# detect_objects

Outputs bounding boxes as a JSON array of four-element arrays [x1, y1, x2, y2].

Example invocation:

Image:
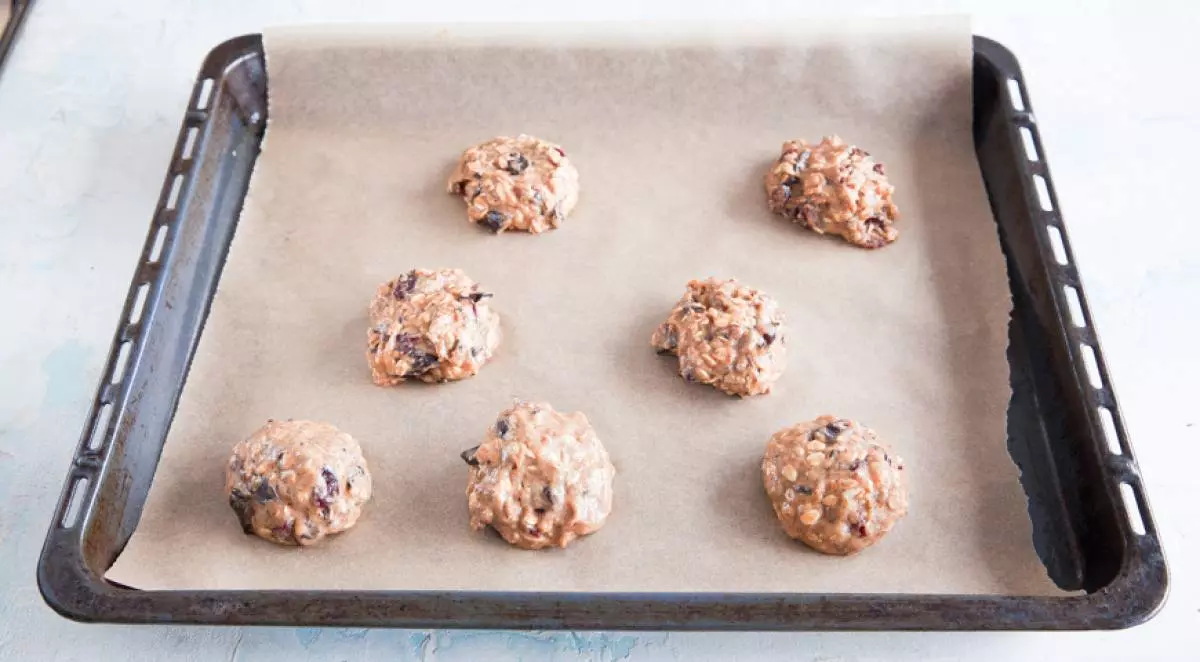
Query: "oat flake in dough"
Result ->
[[764, 136, 900, 249], [462, 401, 615, 550], [446, 134, 580, 234], [367, 268, 501, 385], [761, 416, 908, 555], [226, 420, 373, 546], [651, 278, 787, 397]]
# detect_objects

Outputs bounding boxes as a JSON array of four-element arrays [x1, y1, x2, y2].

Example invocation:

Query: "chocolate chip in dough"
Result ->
[[506, 153, 529, 175], [483, 210, 507, 233], [460, 445, 481, 466]]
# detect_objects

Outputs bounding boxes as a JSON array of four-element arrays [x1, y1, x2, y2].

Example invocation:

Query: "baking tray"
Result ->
[[0, 0, 33, 76], [37, 33, 1168, 630]]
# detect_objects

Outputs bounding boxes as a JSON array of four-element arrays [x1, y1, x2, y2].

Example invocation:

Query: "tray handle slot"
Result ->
[[165, 174, 184, 210], [85, 403, 113, 452], [128, 283, 149, 326], [1006, 78, 1027, 112], [1079, 343, 1104, 390], [194, 77, 215, 111], [1019, 126, 1039, 162], [109, 341, 132, 385], [1061, 284, 1085, 329], [148, 224, 169, 264], [59, 476, 91, 529], [1119, 482, 1147, 536], [181, 127, 200, 160], [1098, 406, 1122, 456], [1045, 224, 1068, 265], [1032, 173, 1053, 211]]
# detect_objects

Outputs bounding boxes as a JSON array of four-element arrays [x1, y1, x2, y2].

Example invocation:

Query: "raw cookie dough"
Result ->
[[367, 268, 501, 385], [462, 401, 615, 550], [651, 278, 787, 397], [446, 134, 580, 234], [226, 420, 373, 546], [764, 136, 900, 249], [761, 415, 908, 555]]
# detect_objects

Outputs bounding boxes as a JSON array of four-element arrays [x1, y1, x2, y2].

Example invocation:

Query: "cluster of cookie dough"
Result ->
[[462, 400, 615, 550], [761, 416, 907, 555], [366, 268, 501, 386], [225, 399, 616, 551], [652, 277, 787, 397], [447, 134, 580, 234], [225, 419, 373, 547], [222, 133, 908, 556], [443, 132, 903, 249], [764, 135, 900, 249], [223, 135, 613, 550], [647, 277, 907, 554]]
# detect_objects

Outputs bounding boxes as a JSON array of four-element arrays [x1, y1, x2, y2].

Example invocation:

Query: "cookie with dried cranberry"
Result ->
[[651, 277, 786, 397], [226, 420, 372, 546], [761, 416, 908, 555], [367, 268, 501, 385], [447, 134, 580, 234], [462, 401, 615, 550], [764, 136, 899, 248]]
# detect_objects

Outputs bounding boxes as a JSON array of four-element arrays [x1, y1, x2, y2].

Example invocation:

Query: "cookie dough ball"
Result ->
[[761, 416, 907, 555], [462, 401, 615, 550], [651, 278, 787, 397], [764, 136, 899, 249], [447, 134, 580, 234], [226, 420, 373, 546], [367, 268, 501, 385]]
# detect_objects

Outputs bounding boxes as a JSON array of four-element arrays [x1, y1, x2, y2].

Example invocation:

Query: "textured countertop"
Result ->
[[1, 1, 1197, 660]]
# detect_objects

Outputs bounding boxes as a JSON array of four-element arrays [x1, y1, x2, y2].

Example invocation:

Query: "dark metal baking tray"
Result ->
[[0, 0, 33, 76], [37, 33, 1168, 630]]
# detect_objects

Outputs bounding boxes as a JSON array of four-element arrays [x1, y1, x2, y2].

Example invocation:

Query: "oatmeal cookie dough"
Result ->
[[226, 420, 373, 546], [764, 136, 899, 249], [761, 416, 907, 555], [367, 268, 501, 385], [446, 134, 580, 234], [651, 278, 787, 397], [462, 401, 615, 550]]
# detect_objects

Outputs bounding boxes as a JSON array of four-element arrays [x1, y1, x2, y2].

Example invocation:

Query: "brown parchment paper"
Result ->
[[108, 19, 1063, 595]]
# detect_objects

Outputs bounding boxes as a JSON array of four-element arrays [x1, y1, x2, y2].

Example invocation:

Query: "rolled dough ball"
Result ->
[[764, 136, 899, 249], [226, 419, 373, 546], [462, 401, 615, 550], [367, 268, 501, 385], [650, 277, 787, 397], [446, 134, 580, 234], [761, 416, 908, 555]]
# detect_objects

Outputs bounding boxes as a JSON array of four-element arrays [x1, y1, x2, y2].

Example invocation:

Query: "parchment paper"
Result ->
[[109, 19, 1063, 595]]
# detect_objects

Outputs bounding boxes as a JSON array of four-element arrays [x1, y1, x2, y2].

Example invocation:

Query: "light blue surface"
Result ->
[[1, 1, 1197, 660]]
